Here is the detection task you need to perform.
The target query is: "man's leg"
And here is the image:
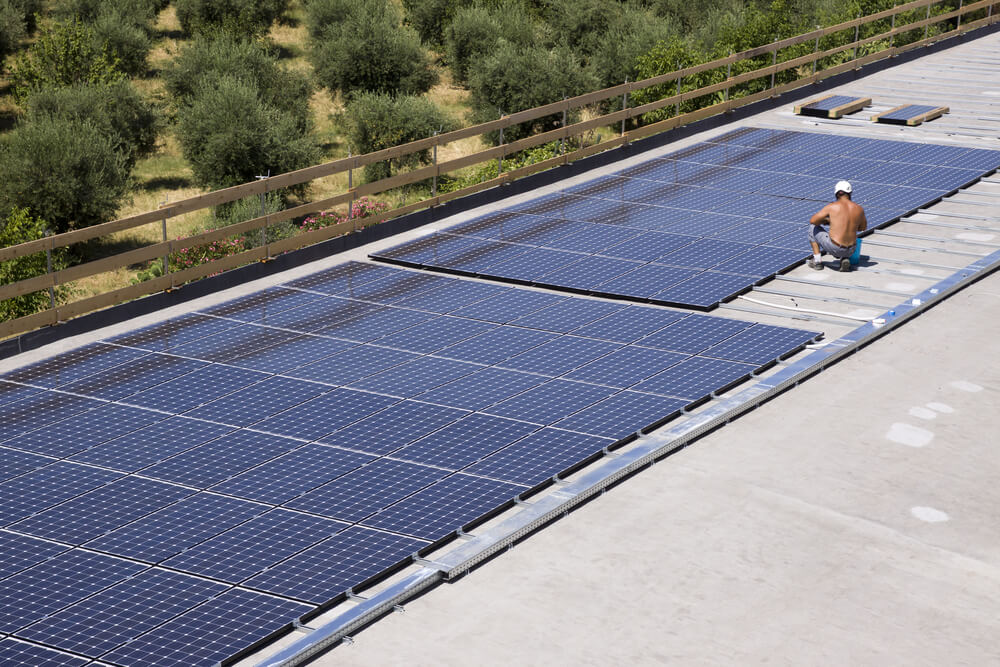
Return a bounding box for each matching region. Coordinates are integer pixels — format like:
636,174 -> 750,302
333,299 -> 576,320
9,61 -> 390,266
807,225 -> 824,270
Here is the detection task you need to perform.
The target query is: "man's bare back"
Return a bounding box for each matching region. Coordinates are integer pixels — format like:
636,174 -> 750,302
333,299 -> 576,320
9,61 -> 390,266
810,197 -> 867,246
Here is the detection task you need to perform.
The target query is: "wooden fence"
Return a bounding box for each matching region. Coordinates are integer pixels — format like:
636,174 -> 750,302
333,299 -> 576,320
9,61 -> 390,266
2,0 -> 997,339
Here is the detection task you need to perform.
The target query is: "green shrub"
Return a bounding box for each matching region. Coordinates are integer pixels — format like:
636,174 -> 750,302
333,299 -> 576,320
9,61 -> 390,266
401,0 -> 469,47
630,36 -> 718,123
175,75 -> 320,193
175,0 -> 289,38
214,192 -> 297,248
445,2 -> 537,84
540,0 -> 619,54
24,81 -> 160,168
0,0 -> 27,64
0,207 -> 55,322
467,41 -> 596,144
0,117 -> 131,233
338,91 -> 456,181
165,34 -> 312,133
9,19 -> 125,104
91,7 -> 151,76
54,0 -> 158,28
307,0 -> 438,98
586,6 -> 676,97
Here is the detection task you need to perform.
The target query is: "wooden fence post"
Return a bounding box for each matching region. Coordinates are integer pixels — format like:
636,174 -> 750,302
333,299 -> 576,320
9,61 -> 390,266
890,4 -> 897,48
431,129 -> 439,198
958,0 -> 965,29
159,201 -> 170,291
675,63 -> 681,117
44,230 -> 55,310
255,171 -> 269,258
621,78 -> 629,145
770,40 -> 778,90
347,151 -> 354,223
724,54 -> 732,102
560,96 -> 568,155
498,110 -> 505,176
811,27 -> 821,75
853,11 -> 861,63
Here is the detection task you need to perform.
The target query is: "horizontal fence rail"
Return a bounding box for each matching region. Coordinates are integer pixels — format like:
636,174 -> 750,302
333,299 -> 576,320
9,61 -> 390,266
2,0 -> 996,340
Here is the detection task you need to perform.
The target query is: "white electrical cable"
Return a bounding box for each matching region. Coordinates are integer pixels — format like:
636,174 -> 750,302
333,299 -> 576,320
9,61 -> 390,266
736,294 -> 874,322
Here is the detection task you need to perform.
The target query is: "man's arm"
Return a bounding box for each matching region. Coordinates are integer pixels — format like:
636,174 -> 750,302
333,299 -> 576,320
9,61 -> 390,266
809,204 -> 831,225
857,208 -> 868,232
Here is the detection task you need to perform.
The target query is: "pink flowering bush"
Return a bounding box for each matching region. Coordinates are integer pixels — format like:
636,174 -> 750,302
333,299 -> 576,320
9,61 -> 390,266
170,234 -> 246,274
299,197 -> 389,233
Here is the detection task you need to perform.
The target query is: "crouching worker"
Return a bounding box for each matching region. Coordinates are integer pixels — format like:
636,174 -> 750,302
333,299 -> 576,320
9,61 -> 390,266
807,180 -> 867,272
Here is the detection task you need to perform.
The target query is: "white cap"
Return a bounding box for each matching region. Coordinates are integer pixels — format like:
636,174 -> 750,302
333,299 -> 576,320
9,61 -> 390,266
835,180 -> 852,195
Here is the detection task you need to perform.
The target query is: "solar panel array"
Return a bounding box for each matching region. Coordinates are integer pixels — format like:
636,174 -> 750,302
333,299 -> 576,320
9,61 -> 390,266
0,260 -> 820,665
371,128 -> 1000,309
877,104 -> 940,121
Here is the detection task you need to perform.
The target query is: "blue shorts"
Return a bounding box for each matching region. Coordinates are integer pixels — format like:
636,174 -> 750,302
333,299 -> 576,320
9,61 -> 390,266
809,224 -> 855,259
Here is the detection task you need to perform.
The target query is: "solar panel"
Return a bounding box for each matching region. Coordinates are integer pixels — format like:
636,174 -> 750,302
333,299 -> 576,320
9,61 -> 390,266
701,323 -> 818,364
227,334 -> 356,374
184,375 -> 331,426
0,638 -> 89,666
563,346 -> 690,388
555,391 -> 690,440
0,462 -> 121,525
86,492 -> 268,562
571,305 -> 688,343
0,343 -> 147,388
594,263 -> 698,299
653,270 -> 758,309
169,324 -> 297,362
120,364 -> 268,413
163,509 -> 346,582
256,388 -> 399,440
0,391 -> 103,442
0,531 -> 70,580
284,344 -> 418,385
107,313 -> 240,352
58,353 -> 207,400
141,430 -> 300,488
347,355 -> 480,397
393,413 -> 539,469
537,255 -> 642,291
100,588 -> 311,667
200,285 -> 322,321
483,380 -> 616,424
0,447 -> 54,482
361,473 -> 526,541
209,445 -> 375,504
257,298 -> 381,333
436,325 -> 557,365
285,458 -> 449,522
637,313 -> 753,354
3,403 -> 166,458
415,366 -> 549,411
634,356 -> 757,399
244,526 -> 426,603
465,428 -> 613,486
9,476 -> 193,545
0,380 -> 42,407
315,400 -> 468,455
15,568 -> 227,658
0,549 -> 146,633
498,335 -> 621,376
318,306 -> 436,342
450,288 -> 566,323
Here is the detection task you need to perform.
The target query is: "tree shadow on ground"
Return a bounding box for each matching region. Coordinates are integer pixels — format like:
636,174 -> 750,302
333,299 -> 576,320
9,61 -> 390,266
140,176 -> 194,191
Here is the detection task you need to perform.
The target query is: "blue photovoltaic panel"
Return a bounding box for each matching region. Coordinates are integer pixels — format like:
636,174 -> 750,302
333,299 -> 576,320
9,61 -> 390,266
121,364 -> 268,413
483,380 -> 616,425
86,492 -> 268,562
595,264 -> 698,299
563,346 -> 690,388
0,638 -> 89,666
15,568 -> 227,657
0,447 -> 56,482
498,335 -> 621,377
227,334 -> 356,374
3,402 -> 166,458
256,389 -> 399,441
285,458 -> 449,522
466,428 -> 613,486
362,474 -> 526,541
101,588 -> 311,667
285,260 -> 397,293
200,286 -> 322,321
510,298 -> 627,333
637,313 -> 753,354
0,380 -> 42,407
169,324 -> 297,362
284,343 -> 418,386
556,391 -> 690,440
701,323 -> 818,364
348,355 -> 480,398
9,476 -> 193,545
58,353 -> 207,401
437,325 -> 557,365
184,375 -> 331,426
0,549 -> 146,633
68,416 -> 235,472
635,356 -> 757,399
415,366 -> 549,411
393,413 -> 539,469
572,305 -> 688,343
0,391 -> 102,442
163,509 -> 346,582
141,430 -> 300,489
0,343 -> 146,388
317,400 -> 467,455
210,445 -> 374,505
107,313 -> 240,352
0,462 -> 121,525
254,298 -> 380,334
450,289 -> 566,323
878,104 -> 939,121
376,316 -> 497,354
0,531 -> 70,580
245,526 -> 426,604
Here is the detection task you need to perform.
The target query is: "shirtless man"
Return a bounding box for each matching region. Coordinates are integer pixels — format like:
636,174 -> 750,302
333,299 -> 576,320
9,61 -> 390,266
807,180 -> 867,272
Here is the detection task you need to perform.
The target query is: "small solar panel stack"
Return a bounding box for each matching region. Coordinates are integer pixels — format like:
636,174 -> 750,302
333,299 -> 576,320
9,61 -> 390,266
794,95 -> 871,118
872,104 -> 949,126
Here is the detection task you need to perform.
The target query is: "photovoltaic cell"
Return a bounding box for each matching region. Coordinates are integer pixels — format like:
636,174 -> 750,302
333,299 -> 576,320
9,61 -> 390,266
0,447 -> 56,482
163,509 -> 346,582
348,355 -> 480,398
245,526 -> 425,603
0,462 -> 121,526
0,549 -> 146,633
0,392 -> 103,442
555,391 -> 690,440
563,346 -> 690,388
10,476 -> 193,545
107,313 -> 239,352
3,403 -> 166,458
0,381 -> 42,407
634,356 -> 757,399
285,458 -> 448,522
0,638 -> 89,666
226,334 -> 356,374
436,325 -> 557,365
465,428 -> 613,486
510,299 -> 627,333
700,323 -> 818,364
415,366 -> 548,411
0,531 -> 70,580
375,316 -> 497,354
498,335 -> 621,377
86,492 -> 268,562
121,364 -> 269,414
572,306 -> 688,343
169,324 -> 297,363
15,568 -> 227,657
200,286 -> 322,322
393,413 -> 539,469
256,389 -> 399,441
316,401 -> 468,455
210,445 -> 374,505
58,353 -> 207,401
184,375 -> 331,426
101,588 -> 311,667
483,380 -> 616,425
0,343 -> 147,389
361,473 -> 526,541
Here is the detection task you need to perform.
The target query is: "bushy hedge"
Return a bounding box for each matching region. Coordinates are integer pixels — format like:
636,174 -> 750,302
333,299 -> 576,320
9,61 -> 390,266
165,35 -> 312,133
0,207 -> 55,322
176,75 -> 320,193
0,0 -> 40,63
445,1 -> 537,85
24,81 -> 159,168
0,117 -> 131,233
175,0 -> 289,38
307,0 -> 437,98
468,41 -> 596,144
401,0 -> 469,47
338,91 -> 456,181
9,18 -> 125,104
